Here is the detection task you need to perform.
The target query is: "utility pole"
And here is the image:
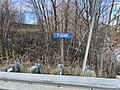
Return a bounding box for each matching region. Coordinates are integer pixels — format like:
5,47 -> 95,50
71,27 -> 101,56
81,0 -> 99,76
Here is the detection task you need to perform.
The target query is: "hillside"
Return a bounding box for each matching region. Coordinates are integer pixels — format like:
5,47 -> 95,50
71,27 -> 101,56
10,22 -> 39,32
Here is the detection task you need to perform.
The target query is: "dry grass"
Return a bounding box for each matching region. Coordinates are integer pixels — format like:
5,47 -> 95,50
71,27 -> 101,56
11,22 -> 39,32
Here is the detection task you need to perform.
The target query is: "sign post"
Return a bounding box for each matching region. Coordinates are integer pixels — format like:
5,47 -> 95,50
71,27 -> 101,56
61,38 -> 64,65
53,32 -> 72,75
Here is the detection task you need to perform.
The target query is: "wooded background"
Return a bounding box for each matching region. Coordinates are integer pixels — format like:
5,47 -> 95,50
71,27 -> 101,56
0,0 -> 120,78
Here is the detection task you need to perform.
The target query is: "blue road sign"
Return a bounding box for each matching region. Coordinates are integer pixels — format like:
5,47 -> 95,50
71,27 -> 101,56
53,33 -> 72,38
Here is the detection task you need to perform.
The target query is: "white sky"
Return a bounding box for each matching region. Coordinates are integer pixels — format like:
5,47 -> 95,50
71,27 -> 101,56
11,0 -> 120,24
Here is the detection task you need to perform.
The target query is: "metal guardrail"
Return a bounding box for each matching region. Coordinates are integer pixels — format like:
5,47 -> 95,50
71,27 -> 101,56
0,72 -> 120,90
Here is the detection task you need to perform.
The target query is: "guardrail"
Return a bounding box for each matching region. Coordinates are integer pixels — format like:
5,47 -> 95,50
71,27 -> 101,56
0,72 -> 120,90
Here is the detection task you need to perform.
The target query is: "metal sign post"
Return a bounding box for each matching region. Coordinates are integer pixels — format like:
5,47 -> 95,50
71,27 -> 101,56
53,32 -> 72,75
61,38 -> 64,65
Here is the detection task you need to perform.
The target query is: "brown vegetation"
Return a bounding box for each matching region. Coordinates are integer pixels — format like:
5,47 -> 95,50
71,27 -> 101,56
0,0 -> 120,78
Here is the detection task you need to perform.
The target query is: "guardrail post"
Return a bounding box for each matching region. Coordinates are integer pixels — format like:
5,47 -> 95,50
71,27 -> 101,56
58,64 -> 64,75
35,63 -> 40,74
15,61 -> 20,72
